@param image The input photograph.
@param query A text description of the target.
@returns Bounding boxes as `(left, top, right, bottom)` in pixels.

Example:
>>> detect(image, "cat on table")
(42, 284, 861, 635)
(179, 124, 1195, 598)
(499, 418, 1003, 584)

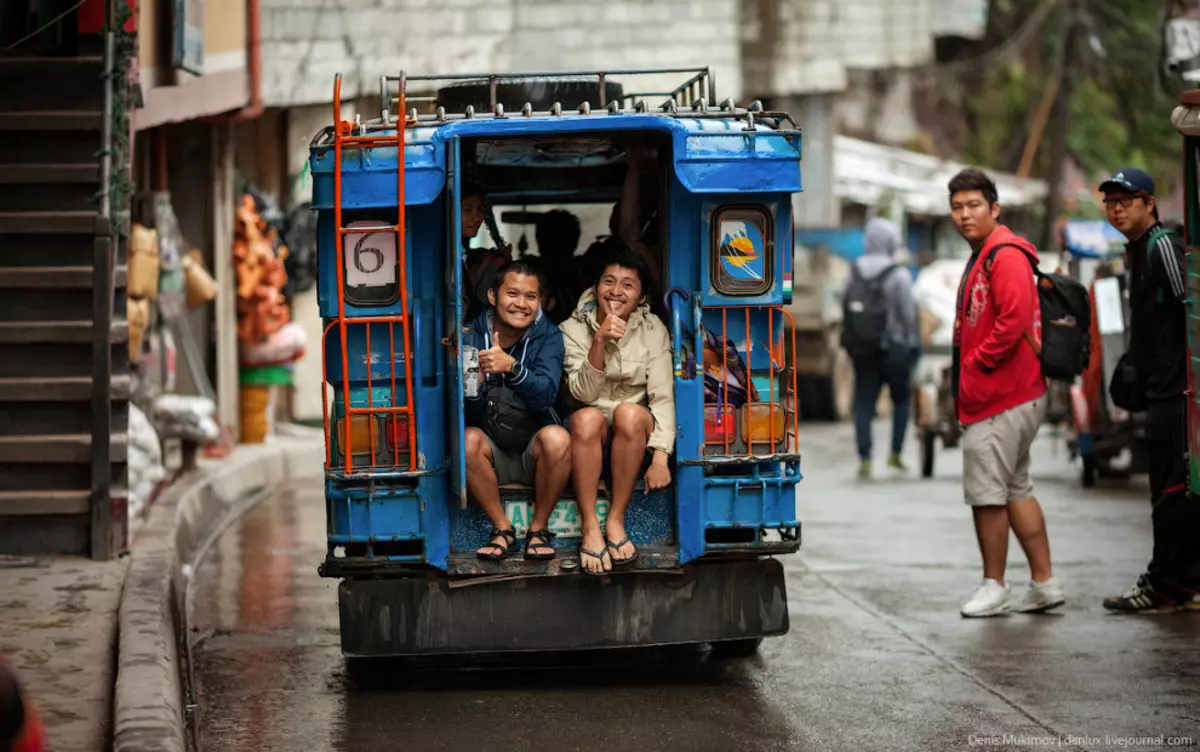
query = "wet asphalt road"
(191, 423, 1200, 752)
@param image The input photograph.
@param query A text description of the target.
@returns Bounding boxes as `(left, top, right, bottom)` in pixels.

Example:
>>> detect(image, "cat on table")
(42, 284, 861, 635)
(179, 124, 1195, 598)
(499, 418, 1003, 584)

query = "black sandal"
(579, 544, 611, 576)
(477, 528, 518, 561)
(524, 529, 556, 561)
(607, 536, 638, 570)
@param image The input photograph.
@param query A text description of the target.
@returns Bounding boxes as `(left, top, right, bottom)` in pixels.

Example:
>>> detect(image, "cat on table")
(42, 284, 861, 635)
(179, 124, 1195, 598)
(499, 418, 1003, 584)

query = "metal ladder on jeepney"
(322, 73, 418, 472)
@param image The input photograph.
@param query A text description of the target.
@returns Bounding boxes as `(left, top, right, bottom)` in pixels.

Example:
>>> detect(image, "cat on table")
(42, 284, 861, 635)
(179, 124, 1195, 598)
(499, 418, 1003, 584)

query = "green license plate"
(503, 499, 610, 538)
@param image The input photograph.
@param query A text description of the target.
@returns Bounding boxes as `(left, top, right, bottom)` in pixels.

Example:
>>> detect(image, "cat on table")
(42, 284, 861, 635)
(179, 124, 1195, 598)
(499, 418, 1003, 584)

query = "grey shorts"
(485, 434, 538, 486)
(962, 397, 1045, 507)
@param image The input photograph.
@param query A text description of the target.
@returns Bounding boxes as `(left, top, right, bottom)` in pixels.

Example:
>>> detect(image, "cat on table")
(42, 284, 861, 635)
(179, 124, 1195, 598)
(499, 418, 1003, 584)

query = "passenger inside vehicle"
(462, 261, 570, 562)
(579, 143, 663, 288)
(559, 249, 676, 574)
(460, 179, 512, 322)
(529, 209, 583, 325)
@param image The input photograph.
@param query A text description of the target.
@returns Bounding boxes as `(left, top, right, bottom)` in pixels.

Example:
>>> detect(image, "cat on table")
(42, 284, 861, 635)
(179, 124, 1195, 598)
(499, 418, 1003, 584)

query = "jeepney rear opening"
(311, 69, 805, 655)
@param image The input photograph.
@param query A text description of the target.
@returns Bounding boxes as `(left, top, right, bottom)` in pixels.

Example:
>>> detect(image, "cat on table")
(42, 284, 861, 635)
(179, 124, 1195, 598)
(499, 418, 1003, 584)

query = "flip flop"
(579, 543, 611, 576)
(606, 536, 638, 571)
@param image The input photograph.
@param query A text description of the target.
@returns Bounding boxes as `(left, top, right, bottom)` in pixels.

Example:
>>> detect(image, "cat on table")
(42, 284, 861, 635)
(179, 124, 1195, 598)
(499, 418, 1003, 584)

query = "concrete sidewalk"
(0, 555, 127, 752)
(0, 427, 323, 752)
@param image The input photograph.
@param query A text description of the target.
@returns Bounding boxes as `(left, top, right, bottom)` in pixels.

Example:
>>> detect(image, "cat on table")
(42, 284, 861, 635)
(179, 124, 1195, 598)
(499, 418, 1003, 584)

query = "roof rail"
(378, 67, 718, 122)
(330, 68, 799, 135)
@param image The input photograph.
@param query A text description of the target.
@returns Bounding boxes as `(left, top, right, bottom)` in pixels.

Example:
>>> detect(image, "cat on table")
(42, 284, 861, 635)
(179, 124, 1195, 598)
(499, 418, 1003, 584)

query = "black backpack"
(984, 244, 1092, 383)
(841, 264, 899, 357)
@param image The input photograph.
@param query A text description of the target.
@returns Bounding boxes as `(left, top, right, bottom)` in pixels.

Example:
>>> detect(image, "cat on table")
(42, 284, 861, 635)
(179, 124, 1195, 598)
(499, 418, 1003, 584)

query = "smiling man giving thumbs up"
(560, 248, 675, 575)
(462, 260, 570, 563)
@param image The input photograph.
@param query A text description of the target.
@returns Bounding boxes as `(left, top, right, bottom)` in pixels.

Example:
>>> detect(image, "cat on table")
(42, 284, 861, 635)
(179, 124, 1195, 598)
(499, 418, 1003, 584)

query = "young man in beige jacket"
(560, 249, 675, 575)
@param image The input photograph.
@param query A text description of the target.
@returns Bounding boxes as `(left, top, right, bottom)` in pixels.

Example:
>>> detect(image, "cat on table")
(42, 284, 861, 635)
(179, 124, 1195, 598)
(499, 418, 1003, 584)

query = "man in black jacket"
(1099, 167, 1200, 613)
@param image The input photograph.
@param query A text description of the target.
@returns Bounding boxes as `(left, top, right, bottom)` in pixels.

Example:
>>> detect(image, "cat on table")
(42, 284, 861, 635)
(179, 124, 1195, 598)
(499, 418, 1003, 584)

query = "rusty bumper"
(337, 558, 790, 657)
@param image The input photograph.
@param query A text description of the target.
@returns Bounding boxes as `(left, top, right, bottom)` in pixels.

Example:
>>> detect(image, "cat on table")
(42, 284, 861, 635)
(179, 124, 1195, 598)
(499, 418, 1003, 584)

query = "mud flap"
(338, 558, 789, 656)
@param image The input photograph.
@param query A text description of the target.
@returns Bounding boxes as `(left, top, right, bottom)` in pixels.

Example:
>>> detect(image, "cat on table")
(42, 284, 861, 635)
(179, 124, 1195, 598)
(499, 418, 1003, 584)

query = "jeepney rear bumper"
(337, 557, 789, 657)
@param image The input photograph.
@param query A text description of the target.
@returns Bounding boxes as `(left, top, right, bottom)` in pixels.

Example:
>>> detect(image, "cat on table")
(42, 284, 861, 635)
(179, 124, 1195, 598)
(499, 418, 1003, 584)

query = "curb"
(112, 431, 323, 752)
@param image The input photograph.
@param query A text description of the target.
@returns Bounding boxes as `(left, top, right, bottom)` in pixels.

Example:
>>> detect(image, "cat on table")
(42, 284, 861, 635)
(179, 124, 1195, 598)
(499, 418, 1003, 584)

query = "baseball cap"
(1099, 167, 1155, 195)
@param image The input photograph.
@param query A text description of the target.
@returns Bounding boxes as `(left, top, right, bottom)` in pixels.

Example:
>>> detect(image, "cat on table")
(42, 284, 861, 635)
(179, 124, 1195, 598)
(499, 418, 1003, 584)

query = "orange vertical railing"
(708, 306, 798, 458)
(323, 74, 418, 472)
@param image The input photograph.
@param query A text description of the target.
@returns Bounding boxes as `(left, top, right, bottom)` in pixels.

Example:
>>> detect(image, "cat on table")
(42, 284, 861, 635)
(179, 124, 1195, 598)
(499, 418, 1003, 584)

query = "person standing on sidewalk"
(948, 168, 1065, 618)
(1098, 167, 1200, 613)
(841, 216, 920, 479)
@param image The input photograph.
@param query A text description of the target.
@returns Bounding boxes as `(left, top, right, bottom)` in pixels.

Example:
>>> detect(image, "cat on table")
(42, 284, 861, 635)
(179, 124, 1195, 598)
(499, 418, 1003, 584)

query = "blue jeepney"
(311, 68, 803, 656)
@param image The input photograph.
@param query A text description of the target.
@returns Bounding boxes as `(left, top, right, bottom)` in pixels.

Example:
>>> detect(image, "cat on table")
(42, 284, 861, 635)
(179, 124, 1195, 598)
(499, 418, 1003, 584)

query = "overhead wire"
(3, 0, 88, 50)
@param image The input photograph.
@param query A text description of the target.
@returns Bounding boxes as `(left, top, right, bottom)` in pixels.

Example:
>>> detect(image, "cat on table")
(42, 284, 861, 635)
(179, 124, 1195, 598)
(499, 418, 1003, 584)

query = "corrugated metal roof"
(833, 135, 1049, 215)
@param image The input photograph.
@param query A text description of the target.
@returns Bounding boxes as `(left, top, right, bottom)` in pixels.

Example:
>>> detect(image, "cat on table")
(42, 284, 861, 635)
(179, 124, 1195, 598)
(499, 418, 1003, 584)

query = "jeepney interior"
(460, 133, 669, 284)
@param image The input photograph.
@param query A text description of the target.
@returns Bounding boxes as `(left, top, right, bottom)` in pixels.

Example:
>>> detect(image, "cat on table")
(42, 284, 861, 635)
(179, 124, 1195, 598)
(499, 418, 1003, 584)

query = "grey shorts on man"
(484, 434, 538, 486)
(962, 397, 1045, 506)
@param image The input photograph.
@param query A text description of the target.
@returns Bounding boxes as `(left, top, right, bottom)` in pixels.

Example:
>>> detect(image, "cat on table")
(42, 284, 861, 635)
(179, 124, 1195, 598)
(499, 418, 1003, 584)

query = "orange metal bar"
(334, 314, 406, 325)
(745, 307, 752, 456)
(768, 309, 776, 449)
(322, 74, 421, 472)
(396, 88, 418, 470)
(332, 75, 355, 474)
(703, 305, 798, 458)
(347, 406, 411, 414)
(365, 323, 376, 466)
(721, 308, 730, 456)
(389, 321, 399, 467)
(778, 309, 800, 449)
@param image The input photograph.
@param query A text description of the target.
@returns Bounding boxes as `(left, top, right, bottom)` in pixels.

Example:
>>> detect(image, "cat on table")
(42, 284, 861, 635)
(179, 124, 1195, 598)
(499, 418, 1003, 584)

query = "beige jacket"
(560, 289, 676, 455)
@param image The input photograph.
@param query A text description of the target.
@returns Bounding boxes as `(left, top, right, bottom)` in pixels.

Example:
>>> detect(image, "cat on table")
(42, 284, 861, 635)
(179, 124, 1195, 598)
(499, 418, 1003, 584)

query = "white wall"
(743, 0, 935, 97)
(261, 0, 743, 108)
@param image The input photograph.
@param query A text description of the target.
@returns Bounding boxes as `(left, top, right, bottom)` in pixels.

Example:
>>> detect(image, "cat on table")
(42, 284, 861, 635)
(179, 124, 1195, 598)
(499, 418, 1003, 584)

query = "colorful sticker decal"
(719, 219, 766, 285)
(712, 208, 772, 296)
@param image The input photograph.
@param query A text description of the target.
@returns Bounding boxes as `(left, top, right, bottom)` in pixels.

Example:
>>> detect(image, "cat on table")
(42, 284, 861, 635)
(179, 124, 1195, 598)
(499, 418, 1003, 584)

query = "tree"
(960, 0, 1181, 211)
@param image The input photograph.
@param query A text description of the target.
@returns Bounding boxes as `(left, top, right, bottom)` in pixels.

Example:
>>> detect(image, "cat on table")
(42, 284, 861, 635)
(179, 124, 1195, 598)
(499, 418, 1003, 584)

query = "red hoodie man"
(947, 168, 1063, 620)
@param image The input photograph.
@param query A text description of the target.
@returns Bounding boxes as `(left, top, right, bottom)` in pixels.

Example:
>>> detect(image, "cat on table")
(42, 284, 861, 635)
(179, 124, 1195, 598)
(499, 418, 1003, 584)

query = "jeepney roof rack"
(359, 68, 799, 133)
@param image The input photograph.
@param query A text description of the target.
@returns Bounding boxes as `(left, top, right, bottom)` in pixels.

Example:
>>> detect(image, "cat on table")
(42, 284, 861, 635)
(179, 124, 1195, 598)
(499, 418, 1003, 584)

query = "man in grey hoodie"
(844, 216, 920, 478)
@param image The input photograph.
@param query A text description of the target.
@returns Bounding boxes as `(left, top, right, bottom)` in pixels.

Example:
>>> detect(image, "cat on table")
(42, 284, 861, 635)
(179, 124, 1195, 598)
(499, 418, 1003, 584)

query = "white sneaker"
(1012, 576, 1065, 613)
(961, 578, 1011, 618)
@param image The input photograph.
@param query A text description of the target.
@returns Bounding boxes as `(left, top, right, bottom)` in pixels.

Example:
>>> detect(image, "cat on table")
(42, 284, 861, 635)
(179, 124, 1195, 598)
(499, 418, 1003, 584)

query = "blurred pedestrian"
(1099, 167, 1200, 613)
(840, 216, 920, 479)
(948, 168, 1064, 618)
(1, 657, 45, 752)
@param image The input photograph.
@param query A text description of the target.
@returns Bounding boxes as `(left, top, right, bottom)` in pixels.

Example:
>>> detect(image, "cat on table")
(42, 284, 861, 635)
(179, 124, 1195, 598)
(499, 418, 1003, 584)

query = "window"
(711, 206, 773, 296)
(343, 220, 400, 306)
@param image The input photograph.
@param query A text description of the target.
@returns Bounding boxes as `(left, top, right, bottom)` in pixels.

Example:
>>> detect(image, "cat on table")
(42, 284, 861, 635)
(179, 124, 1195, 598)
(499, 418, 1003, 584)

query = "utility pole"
(1040, 0, 1082, 250)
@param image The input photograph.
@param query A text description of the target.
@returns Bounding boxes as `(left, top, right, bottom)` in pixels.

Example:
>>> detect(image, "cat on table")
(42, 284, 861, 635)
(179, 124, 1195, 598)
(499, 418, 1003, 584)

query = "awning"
(833, 135, 1049, 216)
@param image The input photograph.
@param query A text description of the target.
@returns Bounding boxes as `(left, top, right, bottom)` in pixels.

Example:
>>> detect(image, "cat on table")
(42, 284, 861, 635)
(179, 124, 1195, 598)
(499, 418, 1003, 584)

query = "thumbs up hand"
(478, 323, 516, 375)
(597, 299, 627, 345)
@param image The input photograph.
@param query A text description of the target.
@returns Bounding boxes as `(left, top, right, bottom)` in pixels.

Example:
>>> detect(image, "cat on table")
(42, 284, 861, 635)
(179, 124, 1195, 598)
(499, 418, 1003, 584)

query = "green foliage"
(966, 0, 1181, 198)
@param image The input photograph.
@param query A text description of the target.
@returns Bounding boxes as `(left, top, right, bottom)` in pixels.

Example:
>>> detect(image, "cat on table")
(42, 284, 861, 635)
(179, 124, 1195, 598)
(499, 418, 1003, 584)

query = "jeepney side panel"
(314, 166, 453, 569)
(667, 185, 801, 564)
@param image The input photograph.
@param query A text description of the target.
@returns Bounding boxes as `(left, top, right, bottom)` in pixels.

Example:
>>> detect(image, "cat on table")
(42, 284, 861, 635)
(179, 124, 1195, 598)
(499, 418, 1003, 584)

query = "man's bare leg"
(569, 408, 611, 573)
(973, 506, 1010, 585)
(1008, 496, 1053, 583)
(606, 403, 653, 563)
(528, 426, 572, 557)
(464, 428, 512, 556)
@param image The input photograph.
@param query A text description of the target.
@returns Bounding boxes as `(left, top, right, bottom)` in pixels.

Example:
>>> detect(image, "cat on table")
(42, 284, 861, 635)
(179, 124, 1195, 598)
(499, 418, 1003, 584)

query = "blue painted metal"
(315, 99, 803, 579)
(310, 116, 802, 211)
(447, 138, 468, 509)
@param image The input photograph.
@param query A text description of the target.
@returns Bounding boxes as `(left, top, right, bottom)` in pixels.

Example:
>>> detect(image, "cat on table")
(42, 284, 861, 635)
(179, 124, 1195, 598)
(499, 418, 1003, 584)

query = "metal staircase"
(0, 36, 129, 557)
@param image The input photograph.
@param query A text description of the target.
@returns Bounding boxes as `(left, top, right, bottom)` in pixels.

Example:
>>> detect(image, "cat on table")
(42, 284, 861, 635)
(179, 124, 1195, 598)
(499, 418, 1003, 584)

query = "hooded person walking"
(840, 216, 920, 479)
